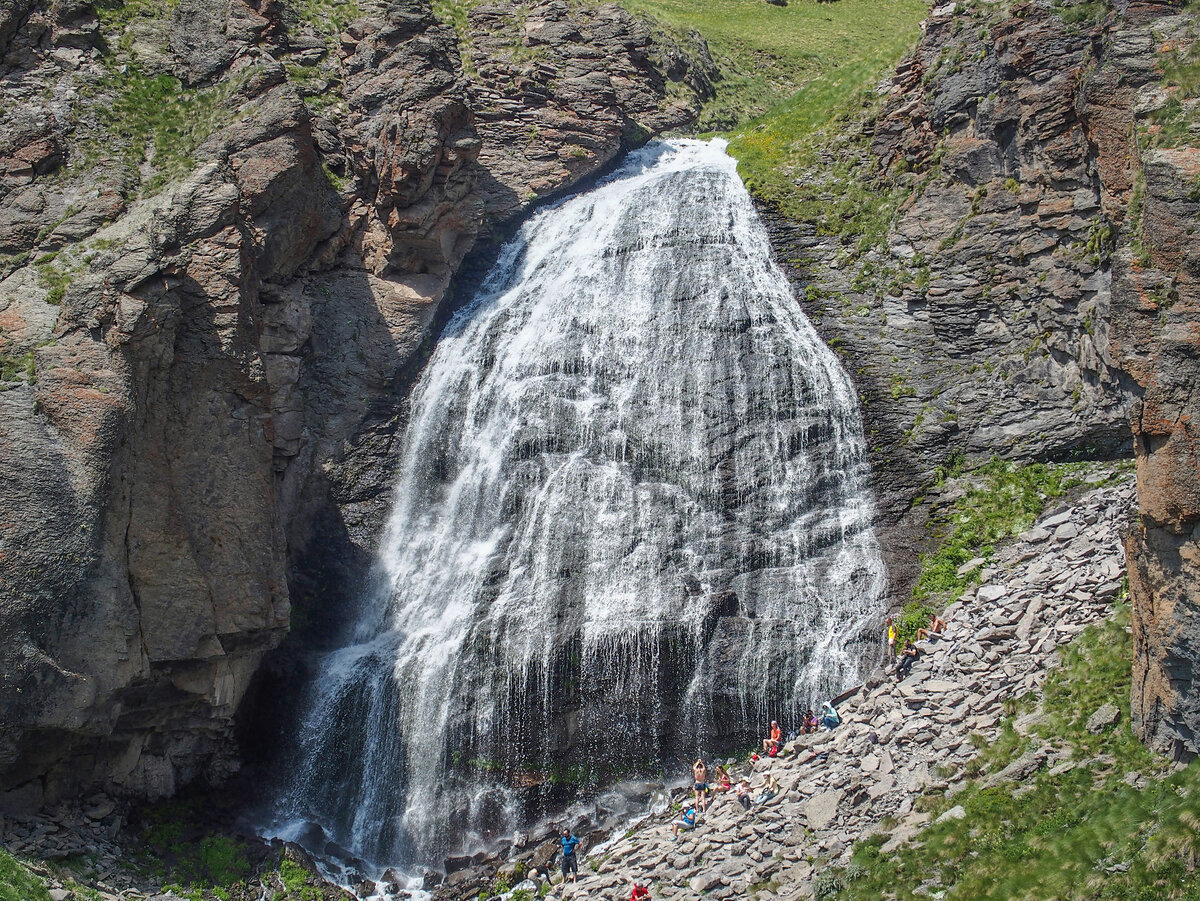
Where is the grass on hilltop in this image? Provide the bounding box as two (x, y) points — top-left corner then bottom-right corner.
(831, 606), (1200, 901)
(615, 0), (929, 231)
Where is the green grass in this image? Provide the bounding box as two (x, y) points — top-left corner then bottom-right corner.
(289, 0), (362, 42)
(620, 0), (927, 132)
(912, 459), (1095, 602)
(1142, 9), (1200, 149)
(0, 849), (51, 901)
(835, 606), (1200, 901)
(0, 351), (36, 386)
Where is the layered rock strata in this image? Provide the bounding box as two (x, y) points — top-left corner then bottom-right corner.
(0, 0), (713, 809)
(767, 0), (1199, 762)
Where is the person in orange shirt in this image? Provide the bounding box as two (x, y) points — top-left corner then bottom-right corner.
(761, 720), (783, 754)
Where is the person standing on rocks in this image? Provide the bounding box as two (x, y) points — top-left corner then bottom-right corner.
(559, 828), (581, 885)
(886, 615), (897, 656)
(692, 758), (709, 812)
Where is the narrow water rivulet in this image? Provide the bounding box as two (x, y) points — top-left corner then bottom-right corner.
(269, 139), (886, 872)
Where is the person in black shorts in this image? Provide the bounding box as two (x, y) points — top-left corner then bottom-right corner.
(559, 828), (580, 884)
(692, 758), (708, 812)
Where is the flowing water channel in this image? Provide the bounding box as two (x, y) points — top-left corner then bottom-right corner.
(269, 139), (886, 873)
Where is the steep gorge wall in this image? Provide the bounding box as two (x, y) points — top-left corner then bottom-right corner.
(0, 0), (714, 809)
(769, 0), (1199, 759)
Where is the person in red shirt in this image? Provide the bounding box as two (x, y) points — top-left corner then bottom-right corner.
(631, 881), (651, 901)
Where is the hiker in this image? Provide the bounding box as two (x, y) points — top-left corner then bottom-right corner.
(800, 709), (817, 734)
(631, 882), (651, 901)
(736, 779), (753, 811)
(886, 615), (897, 655)
(895, 641), (920, 679)
(761, 720), (783, 754)
(821, 701), (840, 731)
(559, 828), (580, 884)
(755, 774), (781, 806)
(692, 758), (708, 812)
(673, 804), (697, 837)
(917, 612), (948, 641)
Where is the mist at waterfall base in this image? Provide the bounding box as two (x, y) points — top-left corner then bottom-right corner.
(264, 139), (886, 880)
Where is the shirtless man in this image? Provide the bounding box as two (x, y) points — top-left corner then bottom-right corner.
(692, 758), (708, 812)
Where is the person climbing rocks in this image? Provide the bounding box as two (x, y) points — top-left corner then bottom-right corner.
(886, 615), (897, 656)
(917, 612), (948, 641)
(821, 700), (840, 731)
(673, 804), (697, 837)
(692, 758), (708, 812)
(895, 640), (920, 679)
(630, 881), (651, 901)
(761, 720), (783, 754)
(559, 828), (581, 884)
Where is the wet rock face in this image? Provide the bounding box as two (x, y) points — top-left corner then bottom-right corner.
(0, 0), (714, 808)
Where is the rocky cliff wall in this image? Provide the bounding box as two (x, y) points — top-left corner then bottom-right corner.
(0, 0), (714, 810)
(764, 0), (1198, 758)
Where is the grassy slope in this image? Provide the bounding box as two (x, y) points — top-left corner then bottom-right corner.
(618, 0), (927, 220)
(0, 850), (51, 901)
(833, 607), (1200, 901)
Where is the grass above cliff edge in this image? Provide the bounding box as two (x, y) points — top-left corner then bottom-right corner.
(619, 0), (928, 132)
(831, 607), (1200, 901)
(621, 0), (928, 225)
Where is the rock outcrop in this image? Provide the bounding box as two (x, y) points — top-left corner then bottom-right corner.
(765, 0), (1199, 764)
(0, 0), (714, 809)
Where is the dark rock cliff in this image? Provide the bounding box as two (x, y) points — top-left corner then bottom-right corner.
(762, 0), (1199, 759)
(0, 0), (714, 810)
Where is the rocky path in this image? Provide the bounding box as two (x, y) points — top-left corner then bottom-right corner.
(539, 470), (1135, 901)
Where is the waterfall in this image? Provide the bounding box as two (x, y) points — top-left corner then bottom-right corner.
(271, 139), (886, 870)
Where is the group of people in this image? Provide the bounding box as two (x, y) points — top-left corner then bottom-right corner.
(886, 611), (948, 680)
(551, 611), (950, 890)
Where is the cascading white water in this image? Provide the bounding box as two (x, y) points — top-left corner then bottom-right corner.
(272, 139), (886, 870)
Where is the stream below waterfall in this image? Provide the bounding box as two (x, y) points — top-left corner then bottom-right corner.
(263, 138), (886, 882)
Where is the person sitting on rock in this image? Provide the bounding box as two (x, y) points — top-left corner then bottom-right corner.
(714, 764), (732, 792)
(800, 709), (817, 734)
(761, 720), (783, 754)
(917, 612), (948, 641)
(692, 758), (708, 812)
(736, 779), (753, 811)
(821, 701), (841, 731)
(673, 805), (698, 837)
(631, 881), (651, 901)
(895, 640), (920, 679)
(755, 774), (781, 805)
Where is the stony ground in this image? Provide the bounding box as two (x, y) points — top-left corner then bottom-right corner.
(515, 468), (1137, 901)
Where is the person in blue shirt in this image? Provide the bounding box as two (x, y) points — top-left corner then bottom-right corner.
(559, 828), (581, 884)
(672, 805), (697, 837)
